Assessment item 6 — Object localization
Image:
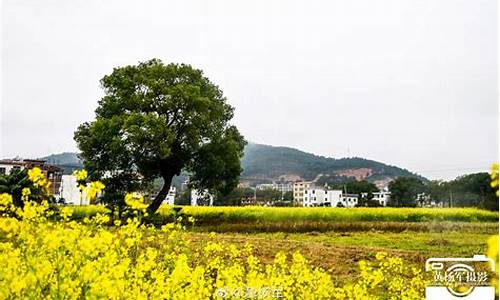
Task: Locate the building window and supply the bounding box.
[0,167,5,174]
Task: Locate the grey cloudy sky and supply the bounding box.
[1,0,498,180]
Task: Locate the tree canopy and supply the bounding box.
[428,173,498,210]
[75,59,246,214]
[388,177,425,207]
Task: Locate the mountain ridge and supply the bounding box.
[38,143,426,185]
[240,143,425,186]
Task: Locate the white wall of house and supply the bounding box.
[340,194,358,207]
[60,175,88,205]
[303,188,344,207]
[326,190,343,207]
[162,187,176,205]
[303,187,326,207]
[190,189,214,206]
[372,191,390,206]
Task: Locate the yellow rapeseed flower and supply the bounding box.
[73,169,88,182]
[124,193,148,212]
[27,167,44,184]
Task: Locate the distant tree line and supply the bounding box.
[388,173,498,210]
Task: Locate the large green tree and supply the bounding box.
[388,177,425,207]
[75,59,246,214]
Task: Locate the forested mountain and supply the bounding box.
[241,143,424,186]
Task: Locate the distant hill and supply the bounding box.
[241,143,425,187]
[39,143,425,186]
[40,152,82,174]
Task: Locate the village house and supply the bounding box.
[360,191,391,206]
[0,158,63,196]
[303,186,358,207]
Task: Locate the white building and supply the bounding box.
[372,191,390,206]
[326,190,344,207]
[162,187,177,205]
[340,194,359,207]
[190,189,214,206]
[360,191,391,206]
[303,187,326,207]
[303,187,344,207]
[60,175,88,205]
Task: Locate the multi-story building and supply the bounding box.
[0,158,63,196]
[293,181,312,204]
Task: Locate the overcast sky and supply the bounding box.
[1,0,498,180]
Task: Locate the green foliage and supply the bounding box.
[428,173,498,210]
[215,187,252,206]
[214,187,294,206]
[175,189,191,206]
[74,59,246,214]
[331,180,378,195]
[388,177,426,207]
[283,190,294,201]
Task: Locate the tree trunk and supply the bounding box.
[147,173,174,215]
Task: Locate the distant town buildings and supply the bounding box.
[0,157,396,208]
[255,183,274,190]
[256,182,293,193]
